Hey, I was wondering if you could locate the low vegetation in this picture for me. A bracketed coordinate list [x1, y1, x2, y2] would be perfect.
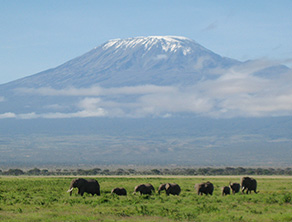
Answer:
[1, 176, 292, 221]
[2, 167, 292, 176]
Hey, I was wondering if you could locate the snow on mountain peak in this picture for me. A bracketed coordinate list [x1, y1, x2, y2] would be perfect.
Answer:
[102, 36, 195, 55]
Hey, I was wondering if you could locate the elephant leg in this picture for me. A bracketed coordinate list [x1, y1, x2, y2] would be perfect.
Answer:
[79, 188, 85, 196]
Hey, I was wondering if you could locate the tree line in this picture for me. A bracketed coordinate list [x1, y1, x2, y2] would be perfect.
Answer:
[1, 167, 292, 176]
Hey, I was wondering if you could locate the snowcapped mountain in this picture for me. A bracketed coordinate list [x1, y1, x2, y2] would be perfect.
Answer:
[1, 36, 240, 89]
[0, 35, 290, 118]
[0, 36, 292, 167]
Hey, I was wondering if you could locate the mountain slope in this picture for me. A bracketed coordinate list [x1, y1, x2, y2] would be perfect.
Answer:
[1, 36, 240, 89]
[0, 36, 290, 118]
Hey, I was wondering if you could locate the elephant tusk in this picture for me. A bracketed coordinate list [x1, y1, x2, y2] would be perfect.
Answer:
[67, 187, 74, 192]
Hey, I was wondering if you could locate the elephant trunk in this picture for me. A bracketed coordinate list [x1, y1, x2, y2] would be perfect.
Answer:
[158, 184, 166, 195]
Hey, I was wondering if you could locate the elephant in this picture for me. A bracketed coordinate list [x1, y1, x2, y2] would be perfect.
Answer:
[241, 177, 258, 194]
[195, 181, 214, 195]
[158, 183, 181, 196]
[67, 178, 100, 196]
[221, 186, 230, 196]
[133, 183, 155, 195]
[229, 182, 240, 194]
[111, 187, 127, 196]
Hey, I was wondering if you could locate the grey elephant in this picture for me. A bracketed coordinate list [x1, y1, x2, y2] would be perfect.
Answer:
[67, 178, 100, 196]
[111, 187, 127, 196]
[229, 182, 240, 194]
[195, 181, 214, 195]
[221, 186, 230, 196]
[133, 183, 155, 195]
[158, 183, 181, 196]
[241, 177, 258, 194]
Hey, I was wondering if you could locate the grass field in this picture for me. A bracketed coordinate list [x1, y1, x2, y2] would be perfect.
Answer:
[1, 176, 292, 221]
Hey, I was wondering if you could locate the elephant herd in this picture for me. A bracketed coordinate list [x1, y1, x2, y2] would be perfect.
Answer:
[67, 176, 258, 197]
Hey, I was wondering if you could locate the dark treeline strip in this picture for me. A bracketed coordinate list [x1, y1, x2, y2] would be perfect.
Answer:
[1, 167, 292, 176]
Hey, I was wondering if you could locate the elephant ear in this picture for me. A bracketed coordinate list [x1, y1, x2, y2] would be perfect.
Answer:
[70, 179, 77, 187]
[165, 183, 171, 190]
[159, 184, 165, 190]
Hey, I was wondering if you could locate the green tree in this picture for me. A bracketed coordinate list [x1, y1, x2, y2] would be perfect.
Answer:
[27, 168, 41, 175]
[4, 169, 24, 175]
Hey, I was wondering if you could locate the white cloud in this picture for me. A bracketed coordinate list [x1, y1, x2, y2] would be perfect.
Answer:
[0, 109, 107, 120]
[4, 61, 292, 119]
[0, 112, 16, 119]
[0, 97, 107, 119]
[154, 54, 168, 60]
[134, 90, 212, 117]
[18, 112, 39, 119]
[78, 97, 101, 110]
[41, 109, 106, 119]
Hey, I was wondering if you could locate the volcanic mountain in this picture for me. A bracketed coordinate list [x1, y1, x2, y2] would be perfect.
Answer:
[2, 36, 240, 89]
[0, 36, 292, 167]
[0, 36, 290, 116]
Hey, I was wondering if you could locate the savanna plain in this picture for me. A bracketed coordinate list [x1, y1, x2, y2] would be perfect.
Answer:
[1, 176, 292, 221]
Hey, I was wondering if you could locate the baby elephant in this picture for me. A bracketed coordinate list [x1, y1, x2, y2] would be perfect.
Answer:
[229, 182, 240, 194]
[133, 183, 155, 195]
[158, 183, 181, 196]
[221, 186, 230, 196]
[195, 181, 214, 195]
[111, 187, 127, 196]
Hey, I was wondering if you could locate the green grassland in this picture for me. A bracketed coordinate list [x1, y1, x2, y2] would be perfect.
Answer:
[1, 176, 292, 221]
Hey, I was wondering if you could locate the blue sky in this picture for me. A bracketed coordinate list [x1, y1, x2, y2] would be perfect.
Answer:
[1, 0, 291, 84]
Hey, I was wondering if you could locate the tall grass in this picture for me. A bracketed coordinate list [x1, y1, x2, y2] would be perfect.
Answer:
[0, 176, 292, 221]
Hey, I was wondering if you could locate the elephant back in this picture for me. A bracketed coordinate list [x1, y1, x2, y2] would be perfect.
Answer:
[112, 187, 127, 195]
[229, 182, 240, 193]
[221, 186, 230, 195]
[166, 183, 181, 195]
[145, 183, 155, 191]
[195, 181, 213, 195]
[134, 183, 154, 195]
[241, 177, 252, 186]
